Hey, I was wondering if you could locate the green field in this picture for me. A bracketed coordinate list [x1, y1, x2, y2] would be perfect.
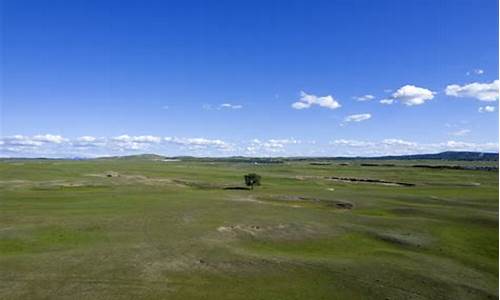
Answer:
[0, 158, 498, 299]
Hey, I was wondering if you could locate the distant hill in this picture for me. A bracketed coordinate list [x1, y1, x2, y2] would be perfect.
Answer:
[275, 151, 497, 162]
[98, 154, 166, 160]
[369, 151, 498, 161]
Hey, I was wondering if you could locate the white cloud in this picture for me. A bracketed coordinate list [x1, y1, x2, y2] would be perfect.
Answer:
[203, 103, 243, 110]
[77, 136, 97, 142]
[220, 103, 243, 109]
[478, 106, 496, 113]
[72, 136, 105, 148]
[165, 137, 224, 146]
[443, 141, 498, 152]
[450, 129, 471, 137]
[292, 91, 341, 110]
[245, 138, 301, 155]
[330, 139, 373, 147]
[267, 138, 300, 145]
[445, 80, 499, 101]
[466, 69, 484, 76]
[32, 134, 66, 144]
[111, 135, 162, 151]
[0, 134, 72, 157]
[344, 113, 371, 122]
[291, 102, 309, 109]
[1, 135, 43, 147]
[0, 134, 67, 150]
[113, 135, 161, 143]
[165, 137, 233, 151]
[353, 94, 375, 101]
[392, 85, 435, 106]
[379, 99, 394, 105]
[382, 139, 417, 147]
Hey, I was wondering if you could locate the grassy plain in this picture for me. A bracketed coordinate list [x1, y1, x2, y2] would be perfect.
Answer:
[0, 158, 498, 299]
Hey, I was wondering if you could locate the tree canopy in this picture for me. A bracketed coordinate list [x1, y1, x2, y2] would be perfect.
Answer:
[244, 173, 261, 190]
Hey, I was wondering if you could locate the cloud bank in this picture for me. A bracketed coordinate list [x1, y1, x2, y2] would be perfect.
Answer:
[1, 134, 497, 158]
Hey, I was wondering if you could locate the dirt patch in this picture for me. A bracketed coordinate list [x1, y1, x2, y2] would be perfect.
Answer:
[270, 195, 308, 201]
[217, 224, 287, 236]
[105, 171, 119, 177]
[86, 172, 184, 187]
[228, 196, 304, 208]
[260, 195, 354, 210]
[0, 179, 31, 188]
[0, 179, 109, 190]
[229, 196, 266, 204]
[217, 224, 263, 236]
[368, 231, 429, 249]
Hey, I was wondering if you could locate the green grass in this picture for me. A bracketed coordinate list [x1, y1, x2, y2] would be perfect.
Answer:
[0, 158, 498, 299]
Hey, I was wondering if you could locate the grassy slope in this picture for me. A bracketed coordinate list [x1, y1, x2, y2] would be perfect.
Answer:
[0, 159, 498, 299]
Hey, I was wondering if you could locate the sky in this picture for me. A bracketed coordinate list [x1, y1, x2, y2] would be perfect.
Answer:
[1, 0, 498, 157]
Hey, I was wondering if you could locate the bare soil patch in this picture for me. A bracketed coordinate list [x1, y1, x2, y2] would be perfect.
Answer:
[217, 223, 289, 236]
[261, 195, 354, 210]
[86, 172, 184, 187]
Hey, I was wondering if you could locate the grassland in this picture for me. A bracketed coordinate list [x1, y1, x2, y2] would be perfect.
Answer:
[0, 158, 498, 299]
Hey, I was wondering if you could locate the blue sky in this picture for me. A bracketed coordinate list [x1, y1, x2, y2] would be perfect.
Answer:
[1, 0, 498, 157]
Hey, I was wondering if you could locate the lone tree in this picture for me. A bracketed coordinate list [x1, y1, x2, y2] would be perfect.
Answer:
[244, 173, 261, 190]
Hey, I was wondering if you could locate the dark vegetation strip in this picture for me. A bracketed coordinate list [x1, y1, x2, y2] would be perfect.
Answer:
[411, 165, 498, 171]
[356, 163, 497, 171]
[325, 176, 415, 187]
[360, 163, 396, 167]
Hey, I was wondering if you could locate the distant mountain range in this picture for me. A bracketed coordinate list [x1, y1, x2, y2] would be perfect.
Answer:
[2, 151, 498, 161]
[351, 151, 499, 161]
[101, 151, 498, 162]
